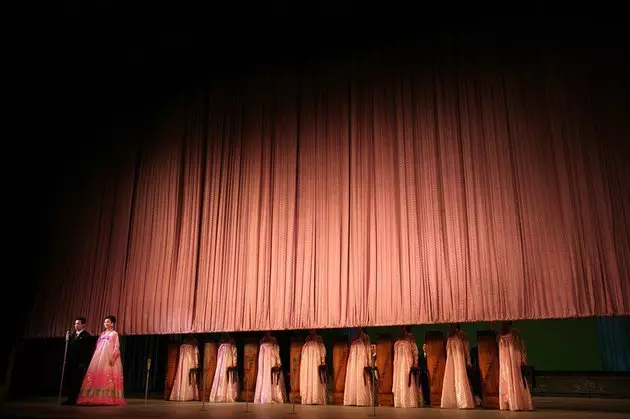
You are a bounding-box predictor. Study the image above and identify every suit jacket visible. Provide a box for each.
[68,330,93,367]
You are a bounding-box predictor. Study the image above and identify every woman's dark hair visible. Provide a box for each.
[105,315,117,325]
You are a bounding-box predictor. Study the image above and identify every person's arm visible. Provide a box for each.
[518,333,528,365]
[463,333,472,367]
[231,344,238,367]
[319,339,326,365]
[411,338,419,368]
[274,344,282,367]
[80,332,93,365]
[111,332,121,365]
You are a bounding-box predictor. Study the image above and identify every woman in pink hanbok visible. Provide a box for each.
[300,330,327,405]
[441,323,475,409]
[254,332,287,404]
[498,322,533,411]
[77,315,125,405]
[393,326,422,408]
[169,335,200,401]
[209,333,239,403]
[343,328,373,406]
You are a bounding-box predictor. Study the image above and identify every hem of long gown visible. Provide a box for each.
[77,397,126,406]
[394,392,420,408]
[301,393,325,405]
[500,393,534,411]
[441,405,475,409]
[441,399,475,409]
[501,406,534,411]
[209,397,236,403]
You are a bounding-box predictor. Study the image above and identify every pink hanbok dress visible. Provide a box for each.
[209,341,239,402]
[498,330,534,411]
[441,331,475,409]
[254,337,287,404]
[299,334,327,405]
[393,332,422,408]
[169,343,200,401]
[77,330,125,405]
[343,332,373,406]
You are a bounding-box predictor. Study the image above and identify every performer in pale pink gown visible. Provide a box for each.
[254,332,287,404]
[77,315,125,405]
[343,328,373,406]
[209,333,239,402]
[498,321,533,411]
[441,323,475,409]
[169,335,200,401]
[393,326,422,408]
[300,329,327,405]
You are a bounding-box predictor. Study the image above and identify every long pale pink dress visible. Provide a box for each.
[169,343,200,401]
[254,338,287,404]
[77,330,125,405]
[299,334,326,405]
[393,332,421,408]
[498,330,533,411]
[441,331,475,409]
[209,342,239,402]
[343,332,373,406]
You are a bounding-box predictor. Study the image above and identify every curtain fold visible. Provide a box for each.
[25,43,630,337]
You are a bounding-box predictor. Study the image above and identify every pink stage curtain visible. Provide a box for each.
[25,45,630,337]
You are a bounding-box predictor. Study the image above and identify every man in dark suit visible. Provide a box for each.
[63,317,93,405]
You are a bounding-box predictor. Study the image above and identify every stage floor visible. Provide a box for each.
[2,397,630,419]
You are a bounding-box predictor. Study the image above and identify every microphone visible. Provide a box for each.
[65,330,71,342]
[144,358,152,408]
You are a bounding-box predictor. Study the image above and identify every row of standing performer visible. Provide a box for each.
[61,315,531,412]
[169,322,533,411]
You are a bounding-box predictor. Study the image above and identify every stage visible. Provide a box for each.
[2,397,630,419]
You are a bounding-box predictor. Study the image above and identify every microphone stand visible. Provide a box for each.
[324,366,328,406]
[322,356,328,406]
[200,363,207,411]
[289,364,296,414]
[366,365,378,417]
[244,374,249,412]
[144,358,151,408]
[57,330,70,407]
[244,357,252,413]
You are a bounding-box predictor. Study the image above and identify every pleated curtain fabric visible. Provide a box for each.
[25,43,630,337]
